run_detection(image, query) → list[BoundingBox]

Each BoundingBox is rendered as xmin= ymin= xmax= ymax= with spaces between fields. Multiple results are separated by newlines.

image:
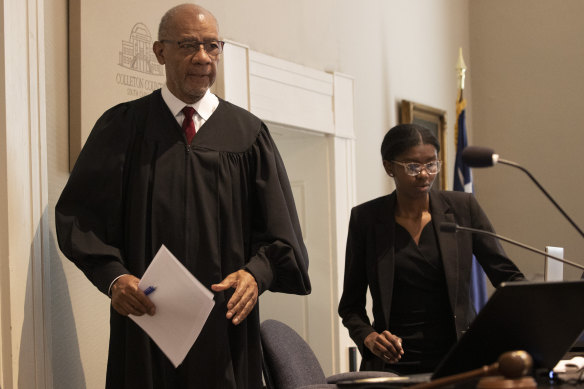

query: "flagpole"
xmin=454 ymin=48 xmax=488 ymax=312
xmin=456 ymin=47 xmax=466 ymax=103
xmin=455 ymin=48 xmax=467 ymax=148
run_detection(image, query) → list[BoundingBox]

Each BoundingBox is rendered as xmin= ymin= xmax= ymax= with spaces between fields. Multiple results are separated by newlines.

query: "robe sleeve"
xmin=243 ymin=125 xmax=311 ymax=296
xmin=55 ymin=103 xmax=135 ymax=295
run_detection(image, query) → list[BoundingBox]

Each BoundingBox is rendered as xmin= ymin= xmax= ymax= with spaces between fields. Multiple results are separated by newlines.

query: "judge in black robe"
xmin=57 ymin=4 xmax=310 ymax=388
xmin=56 ymin=86 xmax=311 ymax=387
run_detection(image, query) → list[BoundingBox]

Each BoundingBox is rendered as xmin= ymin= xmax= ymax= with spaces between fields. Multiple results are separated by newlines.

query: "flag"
xmin=453 ymin=94 xmax=488 ymax=312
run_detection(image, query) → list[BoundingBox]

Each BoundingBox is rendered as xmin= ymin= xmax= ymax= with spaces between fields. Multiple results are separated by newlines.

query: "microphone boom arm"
xmin=454 ymin=224 xmax=584 ymax=271
xmin=498 ymin=158 xmax=584 ymax=239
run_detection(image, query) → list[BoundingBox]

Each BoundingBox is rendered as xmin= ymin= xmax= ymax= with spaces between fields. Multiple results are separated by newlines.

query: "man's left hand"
xmin=211 ymin=270 xmax=258 ymax=325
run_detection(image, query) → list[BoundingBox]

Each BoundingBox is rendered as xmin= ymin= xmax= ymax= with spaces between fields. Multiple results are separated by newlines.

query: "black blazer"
xmin=338 ymin=190 xmax=524 ymax=371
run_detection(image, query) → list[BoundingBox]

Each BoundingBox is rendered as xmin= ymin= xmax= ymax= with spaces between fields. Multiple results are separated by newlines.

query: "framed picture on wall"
xmin=400 ymin=100 xmax=447 ymax=190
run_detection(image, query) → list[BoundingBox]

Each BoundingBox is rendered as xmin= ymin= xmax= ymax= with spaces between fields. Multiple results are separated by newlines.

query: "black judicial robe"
xmin=55 ymin=89 xmax=311 ymax=388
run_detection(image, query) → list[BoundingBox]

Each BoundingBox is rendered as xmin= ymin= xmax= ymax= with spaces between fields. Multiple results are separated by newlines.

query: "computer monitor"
xmin=432 ymin=280 xmax=584 ymax=379
xmin=570 ymin=331 xmax=584 ymax=352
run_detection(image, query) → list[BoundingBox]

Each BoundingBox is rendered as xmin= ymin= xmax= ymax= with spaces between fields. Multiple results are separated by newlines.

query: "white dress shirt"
xmin=161 ymin=84 xmax=219 ymax=131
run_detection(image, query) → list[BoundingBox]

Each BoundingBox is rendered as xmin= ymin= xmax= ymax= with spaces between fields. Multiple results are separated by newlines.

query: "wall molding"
xmin=0 ymin=0 xmax=52 ymax=387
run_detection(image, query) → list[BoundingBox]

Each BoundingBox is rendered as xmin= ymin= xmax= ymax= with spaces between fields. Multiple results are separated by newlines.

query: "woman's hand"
xmin=364 ymin=330 xmax=404 ymax=364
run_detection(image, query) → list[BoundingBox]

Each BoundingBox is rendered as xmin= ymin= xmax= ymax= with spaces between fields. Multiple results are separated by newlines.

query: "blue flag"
xmin=453 ymin=97 xmax=488 ymax=312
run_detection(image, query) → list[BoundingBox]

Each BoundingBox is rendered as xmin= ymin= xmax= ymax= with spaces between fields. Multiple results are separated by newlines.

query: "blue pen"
xmin=143 ymin=286 xmax=157 ymax=296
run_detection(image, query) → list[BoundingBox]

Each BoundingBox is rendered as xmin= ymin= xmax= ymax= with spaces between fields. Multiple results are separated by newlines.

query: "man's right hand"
xmin=111 ymin=274 xmax=156 ymax=316
xmin=364 ymin=330 xmax=404 ymax=364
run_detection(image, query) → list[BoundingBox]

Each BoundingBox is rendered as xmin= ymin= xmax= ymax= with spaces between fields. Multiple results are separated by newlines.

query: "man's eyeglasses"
xmin=160 ymin=39 xmax=225 ymax=56
xmin=391 ymin=160 xmax=441 ymax=176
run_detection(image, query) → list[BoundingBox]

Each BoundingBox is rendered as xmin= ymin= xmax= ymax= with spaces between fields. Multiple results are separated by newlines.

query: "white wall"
xmin=45 ymin=0 xmax=109 ymax=386
xmin=202 ymin=0 xmax=470 ymax=201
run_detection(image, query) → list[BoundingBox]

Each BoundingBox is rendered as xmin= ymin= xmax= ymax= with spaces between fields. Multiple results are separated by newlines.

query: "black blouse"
xmin=387 ymin=220 xmax=457 ymax=374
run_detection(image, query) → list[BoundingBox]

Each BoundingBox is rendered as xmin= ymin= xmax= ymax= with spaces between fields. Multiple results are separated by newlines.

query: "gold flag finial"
xmin=456 ymin=47 xmax=467 ymax=91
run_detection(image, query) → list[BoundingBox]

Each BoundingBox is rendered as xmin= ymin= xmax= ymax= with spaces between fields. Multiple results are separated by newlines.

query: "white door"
xmin=259 ymin=122 xmax=337 ymax=376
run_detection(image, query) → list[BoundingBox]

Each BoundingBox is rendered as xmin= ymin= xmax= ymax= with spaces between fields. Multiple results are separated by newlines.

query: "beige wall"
xmin=34 ymin=0 xmax=583 ymax=387
xmin=469 ymin=0 xmax=584 ymax=281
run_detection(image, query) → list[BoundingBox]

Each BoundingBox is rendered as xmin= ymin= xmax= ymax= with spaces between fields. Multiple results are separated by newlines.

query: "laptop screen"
xmin=571 ymin=331 xmax=584 ymax=351
xmin=432 ymin=280 xmax=584 ymax=379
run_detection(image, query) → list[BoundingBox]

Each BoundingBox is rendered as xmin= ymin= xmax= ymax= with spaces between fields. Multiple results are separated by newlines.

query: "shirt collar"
xmin=161 ymin=85 xmax=219 ymax=121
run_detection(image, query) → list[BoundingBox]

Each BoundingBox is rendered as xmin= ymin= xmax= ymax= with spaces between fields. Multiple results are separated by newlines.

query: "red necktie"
xmin=181 ymin=106 xmax=196 ymax=144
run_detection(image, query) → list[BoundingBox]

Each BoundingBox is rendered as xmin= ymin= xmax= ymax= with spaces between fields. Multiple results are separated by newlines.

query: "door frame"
xmin=213 ymin=40 xmax=357 ymax=373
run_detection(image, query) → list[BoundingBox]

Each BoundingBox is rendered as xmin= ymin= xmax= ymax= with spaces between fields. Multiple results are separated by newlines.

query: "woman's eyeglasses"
xmin=391 ymin=160 xmax=441 ymax=176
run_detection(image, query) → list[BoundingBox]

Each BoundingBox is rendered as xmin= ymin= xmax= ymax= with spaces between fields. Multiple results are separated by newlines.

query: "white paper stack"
xmin=129 ymin=245 xmax=215 ymax=367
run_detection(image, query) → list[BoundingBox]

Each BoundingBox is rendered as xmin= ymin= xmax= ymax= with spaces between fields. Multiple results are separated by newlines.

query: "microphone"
xmin=461 ymin=146 xmax=584 ymax=239
xmin=461 ymin=146 xmax=500 ymax=167
xmin=439 ymin=223 xmax=584 ymax=271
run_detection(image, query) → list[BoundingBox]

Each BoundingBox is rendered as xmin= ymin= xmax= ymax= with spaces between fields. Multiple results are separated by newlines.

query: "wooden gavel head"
xmin=477 ymin=351 xmax=536 ymax=389
xmin=497 ymin=350 xmax=533 ymax=378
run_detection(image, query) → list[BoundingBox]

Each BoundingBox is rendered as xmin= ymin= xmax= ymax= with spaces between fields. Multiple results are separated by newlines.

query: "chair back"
xmin=260 ymin=319 xmax=327 ymax=389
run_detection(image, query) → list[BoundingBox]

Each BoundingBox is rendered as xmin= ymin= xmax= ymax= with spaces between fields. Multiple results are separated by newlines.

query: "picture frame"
xmin=400 ymin=100 xmax=447 ymax=190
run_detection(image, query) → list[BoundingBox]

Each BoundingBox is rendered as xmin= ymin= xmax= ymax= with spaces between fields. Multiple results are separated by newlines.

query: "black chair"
xmin=260 ymin=319 xmax=397 ymax=389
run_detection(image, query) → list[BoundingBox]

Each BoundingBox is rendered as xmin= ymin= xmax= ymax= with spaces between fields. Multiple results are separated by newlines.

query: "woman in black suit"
xmin=338 ymin=124 xmax=524 ymax=375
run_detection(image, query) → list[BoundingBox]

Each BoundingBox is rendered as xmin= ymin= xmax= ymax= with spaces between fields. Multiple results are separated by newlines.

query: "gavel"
xmin=410 ymin=350 xmax=537 ymax=389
